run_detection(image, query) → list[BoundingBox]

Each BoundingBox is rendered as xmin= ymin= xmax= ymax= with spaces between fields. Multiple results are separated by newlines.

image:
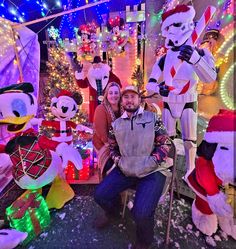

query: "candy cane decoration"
xmin=166 ymin=6 xmax=216 ymax=95
xmin=187 ymin=6 xmax=216 ymax=46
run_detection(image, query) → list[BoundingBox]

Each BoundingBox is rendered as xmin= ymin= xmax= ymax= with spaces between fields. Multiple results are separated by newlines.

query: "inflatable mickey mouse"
xmin=31 ymin=90 xmax=93 ymax=209
xmin=186 ymin=109 xmax=236 ymax=239
xmin=39 ymin=89 xmax=92 ymax=145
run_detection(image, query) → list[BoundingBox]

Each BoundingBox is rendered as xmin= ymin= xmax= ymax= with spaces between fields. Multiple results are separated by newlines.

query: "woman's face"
xmin=107 ymin=85 xmax=120 ymax=106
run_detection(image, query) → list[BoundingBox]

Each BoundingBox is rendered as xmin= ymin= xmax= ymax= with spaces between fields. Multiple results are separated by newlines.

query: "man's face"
xmin=122 ymin=91 xmax=140 ymax=113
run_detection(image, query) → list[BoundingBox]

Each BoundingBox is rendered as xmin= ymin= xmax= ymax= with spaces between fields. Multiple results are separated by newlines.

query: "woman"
xmin=93 ymin=82 xmax=122 ymax=177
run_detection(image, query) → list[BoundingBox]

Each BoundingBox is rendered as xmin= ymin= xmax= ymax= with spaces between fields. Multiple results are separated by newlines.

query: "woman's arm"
xmin=93 ymin=105 xmax=109 ymax=145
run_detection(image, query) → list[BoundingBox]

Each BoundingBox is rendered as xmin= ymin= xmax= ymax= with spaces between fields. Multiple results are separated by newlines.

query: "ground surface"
xmin=0 ymin=182 xmax=235 ymax=249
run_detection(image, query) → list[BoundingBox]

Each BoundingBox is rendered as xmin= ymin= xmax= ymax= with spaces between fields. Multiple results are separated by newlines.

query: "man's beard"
xmin=123 ymin=106 xmax=139 ymax=113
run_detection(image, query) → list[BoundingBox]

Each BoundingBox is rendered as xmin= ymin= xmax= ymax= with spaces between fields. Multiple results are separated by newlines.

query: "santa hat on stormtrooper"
xmin=204 ymin=109 xmax=236 ymax=144
xmin=161 ymin=4 xmax=196 ymax=36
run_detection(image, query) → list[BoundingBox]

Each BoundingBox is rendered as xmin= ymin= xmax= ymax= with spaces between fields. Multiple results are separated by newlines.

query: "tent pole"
xmin=11 ymin=28 xmax=24 ymax=82
xmin=12 ymin=0 xmax=110 ymax=28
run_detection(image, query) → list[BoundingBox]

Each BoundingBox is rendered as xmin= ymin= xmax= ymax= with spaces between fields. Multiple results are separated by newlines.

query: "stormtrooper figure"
xmin=146 ymin=5 xmax=217 ymax=175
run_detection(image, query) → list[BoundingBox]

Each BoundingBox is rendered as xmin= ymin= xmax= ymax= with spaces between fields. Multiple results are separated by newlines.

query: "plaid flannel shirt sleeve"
xmin=108 ymin=126 xmax=121 ymax=162
xmin=151 ymin=115 xmax=173 ymax=164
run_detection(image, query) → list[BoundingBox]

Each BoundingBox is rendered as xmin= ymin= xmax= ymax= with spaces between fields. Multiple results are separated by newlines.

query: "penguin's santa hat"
xmin=204 ymin=109 xmax=236 ymax=144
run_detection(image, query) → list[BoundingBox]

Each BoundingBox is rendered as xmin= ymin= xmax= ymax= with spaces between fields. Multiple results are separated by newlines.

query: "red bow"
xmin=87 ymin=22 xmax=97 ymax=34
xmin=108 ymin=16 xmax=121 ymax=28
xmin=79 ymin=24 xmax=90 ymax=34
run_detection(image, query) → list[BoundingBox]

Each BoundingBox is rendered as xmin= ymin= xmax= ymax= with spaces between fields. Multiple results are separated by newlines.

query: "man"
xmin=74 ymin=56 xmax=121 ymax=122
xmin=146 ymin=5 xmax=217 ymax=176
xmin=94 ymin=85 xmax=174 ymax=249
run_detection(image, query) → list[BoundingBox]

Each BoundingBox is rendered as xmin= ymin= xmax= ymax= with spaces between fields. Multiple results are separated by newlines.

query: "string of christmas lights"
xmin=0 ymin=17 xmax=15 ymax=58
xmin=58 ymin=0 xmax=74 ymax=39
xmin=0 ymin=0 xmax=64 ymax=22
xmin=219 ymin=62 xmax=235 ymax=110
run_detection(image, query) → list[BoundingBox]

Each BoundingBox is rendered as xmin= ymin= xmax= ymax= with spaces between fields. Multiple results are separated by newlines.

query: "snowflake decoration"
xmin=48 ymin=26 xmax=60 ymax=40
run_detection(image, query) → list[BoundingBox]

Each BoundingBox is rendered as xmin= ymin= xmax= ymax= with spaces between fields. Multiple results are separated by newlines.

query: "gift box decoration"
xmin=65 ymin=157 xmax=91 ymax=182
xmin=65 ymin=148 xmax=96 ymax=182
xmin=5 ymin=190 xmax=50 ymax=244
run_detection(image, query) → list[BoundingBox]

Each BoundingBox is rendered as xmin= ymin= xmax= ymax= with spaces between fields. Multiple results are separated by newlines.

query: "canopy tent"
xmin=0 ymin=17 xmax=40 ymax=96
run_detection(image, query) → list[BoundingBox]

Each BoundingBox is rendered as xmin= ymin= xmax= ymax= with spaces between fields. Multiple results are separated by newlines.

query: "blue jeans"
xmin=94 ymin=167 xmax=166 ymax=246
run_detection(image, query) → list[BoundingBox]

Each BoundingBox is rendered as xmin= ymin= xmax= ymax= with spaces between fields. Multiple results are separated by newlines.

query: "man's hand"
xmin=159 ymin=82 xmax=170 ymax=97
xmin=178 ymin=45 xmax=203 ymax=65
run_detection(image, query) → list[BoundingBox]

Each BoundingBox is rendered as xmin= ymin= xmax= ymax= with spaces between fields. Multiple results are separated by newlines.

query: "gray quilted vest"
xmin=113 ymin=110 xmax=169 ymax=178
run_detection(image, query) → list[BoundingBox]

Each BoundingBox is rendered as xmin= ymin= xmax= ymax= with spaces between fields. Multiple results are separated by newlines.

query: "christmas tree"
xmin=131 ymin=66 xmax=144 ymax=92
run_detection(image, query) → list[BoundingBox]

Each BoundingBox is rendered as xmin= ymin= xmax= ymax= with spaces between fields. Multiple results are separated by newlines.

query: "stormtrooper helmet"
xmin=161 ymin=5 xmax=196 ymax=48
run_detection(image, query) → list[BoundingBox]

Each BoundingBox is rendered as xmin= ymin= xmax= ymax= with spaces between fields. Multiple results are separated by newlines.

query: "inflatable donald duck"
xmin=0 ymin=83 xmax=82 ymax=209
xmin=187 ymin=109 xmax=236 ymax=239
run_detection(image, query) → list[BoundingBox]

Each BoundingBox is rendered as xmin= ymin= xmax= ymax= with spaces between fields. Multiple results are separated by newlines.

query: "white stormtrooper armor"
xmin=146 ymin=5 xmax=217 ymax=173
